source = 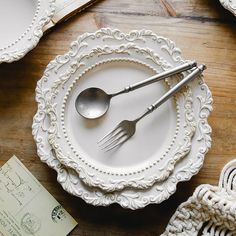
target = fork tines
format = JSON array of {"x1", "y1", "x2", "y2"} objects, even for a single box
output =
[{"x1": 98, "y1": 121, "x2": 132, "y2": 152}]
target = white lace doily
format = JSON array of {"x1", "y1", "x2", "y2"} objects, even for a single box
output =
[{"x1": 162, "y1": 159, "x2": 236, "y2": 235}]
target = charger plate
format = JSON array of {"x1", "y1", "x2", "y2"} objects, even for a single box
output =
[
  {"x1": 0, "y1": 0, "x2": 55, "y2": 63},
  {"x1": 32, "y1": 28, "x2": 213, "y2": 209},
  {"x1": 219, "y1": 0, "x2": 236, "y2": 16},
  {"x1": 45, "y1": 44, "x2": 196, "y2": 192}
]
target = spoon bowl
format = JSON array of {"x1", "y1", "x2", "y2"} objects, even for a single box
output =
[{"x1": 75, "y1": 87, "x2": 111, "y2": 119}]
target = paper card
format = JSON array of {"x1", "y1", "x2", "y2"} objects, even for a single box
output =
[
  {"x1": 43, "y1": 0, "x2": 98, "y2": 32},
  {"x1": 0, "y1": 156, "x2": 77, "y2": 236}
]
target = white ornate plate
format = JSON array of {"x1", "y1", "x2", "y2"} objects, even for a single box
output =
[
  {"x1": 45, "y1": 44, "x2": 196, "y2": 192},
  {"x1": 32, "y1": 28, "x2": 213, "y2": 209},
  {"x1": 219, "y1": 0, "x2": 236, "y2": 16},
  {"x1": 0, "y1": 0, "x2": 55, "y2": 63}
]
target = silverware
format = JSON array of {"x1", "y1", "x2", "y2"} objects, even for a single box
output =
[
  {"x1": 75, "y1": 61, "x2": 197, "y2": 119},
  {"x1": 98, "y1": 64, "x2": 206, "y2": 151}
]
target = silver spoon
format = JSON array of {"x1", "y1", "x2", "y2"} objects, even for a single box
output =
[{"x1": 75, "y1": 61, "x2": 197, "y2": 119}]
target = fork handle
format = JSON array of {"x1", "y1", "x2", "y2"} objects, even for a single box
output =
[
  {"x1": 134, "y1": 64, "x2": 206, "y2": 123},
  {"x1": 111, "y1": 61, "x2": 197, "y2": 97}
]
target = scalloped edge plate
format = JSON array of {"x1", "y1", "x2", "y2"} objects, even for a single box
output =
[
  {"x1": 45, "y1": 44, "x2": 196, "y2": 192},
  {"x1": 32, "y1": 28, "x2": 213, "y2": 209}
]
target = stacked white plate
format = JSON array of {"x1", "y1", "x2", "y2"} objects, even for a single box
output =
[{"x1": 32, "y1": 28, "x2": 213, "y2": 210}]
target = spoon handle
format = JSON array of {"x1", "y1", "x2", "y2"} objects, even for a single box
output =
[
  {"x1": 134, "y1": 64, "x2": 206, "y2": 123},
  {"x1": 111, "y1": 61, "x2": 197, "y2": 97}
]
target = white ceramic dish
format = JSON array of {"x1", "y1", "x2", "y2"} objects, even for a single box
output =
[
  {"x1": 46, "y1": 44, "x2": 196, "y2": 192},
  {"x1": 219, "y1": 0, "x2": 236, "y2": 16},
  {"x1": 32, "y1": 28, "x2": 213, "y2": 209},
  {"x1": 0, "y1": 0, "x2": 55, "y2": 63}
]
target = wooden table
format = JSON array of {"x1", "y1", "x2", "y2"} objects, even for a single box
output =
[{"x1": 0, "y1": 0, "x2": 235, "y2": 235}]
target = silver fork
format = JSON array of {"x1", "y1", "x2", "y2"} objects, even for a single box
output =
[{"x1": 98, "y1": 64, "x2": 206, "y2": 151}]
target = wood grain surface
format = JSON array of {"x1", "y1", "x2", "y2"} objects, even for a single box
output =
[{"x1": 0, "y1": 0, "x2": 236, "y2": 235}]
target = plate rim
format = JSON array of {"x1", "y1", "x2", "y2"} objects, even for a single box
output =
[{"x1": 0, "y1": 0, "x2": 56, "y2": 63}]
